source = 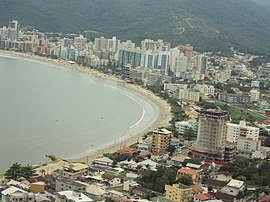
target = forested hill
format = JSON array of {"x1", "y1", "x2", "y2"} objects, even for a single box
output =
[{"x1": 1, "y1": 0, "x2": 270, "y2": 56}]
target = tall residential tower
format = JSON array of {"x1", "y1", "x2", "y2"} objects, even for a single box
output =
[{"x1": 191, "y1": 109, "x2": 228, "y2": 161}]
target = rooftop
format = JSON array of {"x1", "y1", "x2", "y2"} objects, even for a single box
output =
[
  {"x1": 178, "y1": 167, "x2": 198, "y2": 175},
  {"x1": 58, "y1": 191, "x2": 93, "y2": 202},
  {"x1": 227, "y1": 179, "x2": 244, "y2": 188},
  {"x1": 64, "y1": 163, "x2": 88, "y2": 172},
  {"x1": 1, "y1": 186, "x2": 26, "y2": 196},
  {"x1": 152, "y1": 128, "x2": 172, "y2": 135}
]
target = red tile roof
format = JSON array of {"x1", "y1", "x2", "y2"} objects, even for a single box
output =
[
  {"x1": 258, "y1": 195, "x2": 270, "y2": 202},
  {"x1": 116, "y1": 147, "x2": 137, "y2": 154},
  {"x1": 195, "y1": 193, "x2": 212, "y2": 201}
]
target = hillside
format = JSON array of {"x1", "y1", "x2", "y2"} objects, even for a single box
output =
[{"x1": 1, "y1": 0, "x2": 270, "y2": 56}]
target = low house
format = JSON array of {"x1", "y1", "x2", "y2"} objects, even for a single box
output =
[
  {"x1": 135, "y1": 159, "x2": 158, "y2": 171},
  {"x1": 177, "y1": 167, "x2": 199, "y2": 182},
  {"x1": 221, "y1": 179, "x2": 245, "y2": 197},
  {"x1": 86, "y1": 184, "x2": 107, "y2": 200},
  {"x1": 150, "y1": 152, "x2": 162, "y2": 161},
  {"x1": 55, "y1": 178, "x2": 88, "y2": 192},
  {"x1": 29, "y1": 182, "x2": 45, "y2": 193},
  {"x1": 131, "y1": 187, "x2": 152, "y2": 197},
  {"x1": 94, "y1": 157, "x2": 113, "y2": 166},
  {"x1": 137, "y1": 137, "x2": 152, "y2": 152},
  {"x1": 1, "y1": 186, "x2": 27, "y2": 202},
  {"x1": 104, "y1": 167, "x2": 124, "y2": 176},
  {"x1": 167, "y1": 155, "x2": 190, "y2": 167},
  {"x1": 56, "y1": 191, "x2": 93, "y2": 202},
  {"x1": 194, "y1": 193, "x2": 213, "y2": 202},
  {"x1": 62, "y1": 163, "x2": 88, "y2": 179},
  {"x1": 186, "y1": 163, "x2": 202, "y2": 170},
  {"x1": 116, "y1": 147, "x2": 137, "y2": 155},
  {"x1": 192, "y1": 186, "x2": 204, "y2": 196},
  {"x1": 102, "y1": 174, "x2": 121, "y2": 187},
  {"x1": 123, "y1": 180, "x2": 139, "y2": 192},
  {"x1": 1, "y1": 186, "x2": 51, "y2": 202},
  {"x1": 257, "y1": 195, "x2": 270, "y2": 202},
  {"x1": 215, "y1": 172, "x2": 232, "y2": 182},
  {"x1": 203, "y1": 179, "x2": 228, "y2": 189},
  {"x1": 118, "y1": 160, "x2": 137, "y2": 169}
]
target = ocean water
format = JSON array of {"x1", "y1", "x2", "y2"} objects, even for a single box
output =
[{"x1": 0, "y1": 54, "x2": 159, "y2": 171}]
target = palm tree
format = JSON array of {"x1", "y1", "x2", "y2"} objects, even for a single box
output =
[{"x1": 40, "y1": 169, "x2": 46, "y2": 176}]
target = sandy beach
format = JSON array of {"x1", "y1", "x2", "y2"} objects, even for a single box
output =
[{"x1": 0, "y1": 50, "x2": 172, "y2": 175}]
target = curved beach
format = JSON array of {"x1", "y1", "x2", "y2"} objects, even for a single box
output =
[{"x1": 0, "y1": 50, "x2": 172, "y2": 174}]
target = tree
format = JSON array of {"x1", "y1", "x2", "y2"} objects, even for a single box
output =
[
  {"x1": 260, "y1": 129, "x2": 269, "y2": 136},
  {"x1": 177, "y1": 174, "x2": 193, "y2": 186},
  {"x1": 21, "y1": 165, "x2": 37, "y2": 179},
  {"x1": 183, "y1": 128, "x2": 197, "y2": 141},
  {"x1": 4, "y1": 163, "x2": 37, "y2": 180},
  {"x1": 40, "y1": 169, "x2": 46, "y2": 176},
  {"x1": 4, "y1": 163, "x2": 22, "y2": 180},
  {"x1": 167, "y1": 145, "x2": 176, "y2": 156}
]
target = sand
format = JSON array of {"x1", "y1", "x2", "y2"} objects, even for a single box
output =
[{"x1": 0, "y1": 50, "x2": 172, "y2": 175}]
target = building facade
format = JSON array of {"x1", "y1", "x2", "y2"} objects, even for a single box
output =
[
  {"x1": 191, "y1": 109, "x2": 228, "y2": 161},
  {"x1": 151, "y1": 128, "x2": 173, "y2": 152},
  {"x1": 226, "y1": 120, "x2": 260, "y2": 143},
  {"x1": 165, "y1": 184, "x2": 193, "y2": 202}
]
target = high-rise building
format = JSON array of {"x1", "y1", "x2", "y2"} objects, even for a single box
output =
[
  {"x1": 151, "y1": 128, "x2": 173, "y2": 152},
  {"x1": 196, "y1": 55, "x2": 208, "y2": 74},
  {"x1": 174, "y1": 53, "x2": 188, "y2": 77},
  {"x1": 179, "y1": 44, "x2": 193, "y2": 69},
  {"x1": 141, "y1": 39, "x2": 170, "y2": 51},
  {"x1": 191, "y1": 109, "x2": 228, "y2": 161},
  {"x1": 8, "y1": 20, "x2": 20, "y2": 40}
]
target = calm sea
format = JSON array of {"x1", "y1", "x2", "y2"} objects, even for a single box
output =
[{"x1": 0, "y1": 54, "x2": 159, "y2": 171}]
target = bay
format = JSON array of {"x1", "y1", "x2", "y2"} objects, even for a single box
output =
[{"x1": 0, "y1": 55, "x2": 159, "y2": 171}]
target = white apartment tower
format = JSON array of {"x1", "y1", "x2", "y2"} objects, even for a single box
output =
[{"x1": 226, "y1": 120, "x2": 259, "y2": 143}]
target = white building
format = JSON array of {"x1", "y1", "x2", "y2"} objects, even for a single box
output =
[
  {"x1": 251, "y1": 80, "x2": 260, "y2": 88},
  {"x1": 221, "y1": 179, "x2": 245, "y2": 197},
  {"x1": 56, "y1": 191, "x2": 92, "y2": 202},
  {"x1": 164, "y1": 83, "x2": 188, "y2": 92},
  {"x1": 250, "y1": 89, "x2": 260, "y2": 102},
  {"x1": 194, "y1": 84, "x2": 215, "y2": 95},
  {"x1": 237, "y1": 137, "x2": 261, "y2": 157},
  {"x1": 179, "y1": 88, "x2": 200, "y2": 102},
  {"x1": 226, "y1": 120, "x2": 260, "y2": 143},
  {"x1": 174, "y1": 53, "x2": 188, "y2": 77},
  {"x1": 175, "y1": 120, "x2": 198, "y2": 135}
]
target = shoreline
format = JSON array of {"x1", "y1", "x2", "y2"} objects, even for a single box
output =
[{"x1": 0, "y1": 50, "x2": 172, "y2": 175}]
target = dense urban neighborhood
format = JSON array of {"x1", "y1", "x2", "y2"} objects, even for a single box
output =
[{"x1": 1, "y1": 20, "x2": 270, "y2": 202}]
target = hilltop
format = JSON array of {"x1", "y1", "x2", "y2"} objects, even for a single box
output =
[{"x1": 1, "y1": 0, "x2": 270, "y2": 56}]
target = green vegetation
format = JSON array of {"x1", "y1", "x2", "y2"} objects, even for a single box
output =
[
  {"x1": 139, "y1": 165, "x2": 178, "y2": 193},
  {"x1": 182, "y1": 158, "x2": 201, "y2": 167},
  {"x1": 219, "y1": 157, "x2": 270, "y2": 187},
  {"x1": 176, "y1": 174, "x2": 193, "y2": 186},
  {"x1": 1, "y1": 0, "x2": 270, "y2": 56},
  {"x1": 4, "y1": 163, "x2": 37, "y2": 180},
  {"x1": 182, "y1": 128, "x2": 197, "y2": 141},
  {"x1": 219, "y1": 104, "x2": 257, "y2": 123},
  {"x1": 103, "y1": 153, "x2": 132, "y2": 163}
]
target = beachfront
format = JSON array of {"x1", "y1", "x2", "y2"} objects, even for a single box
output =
[{"x1": 0, "y1": 50, "x2": 172, "y2": 175}]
